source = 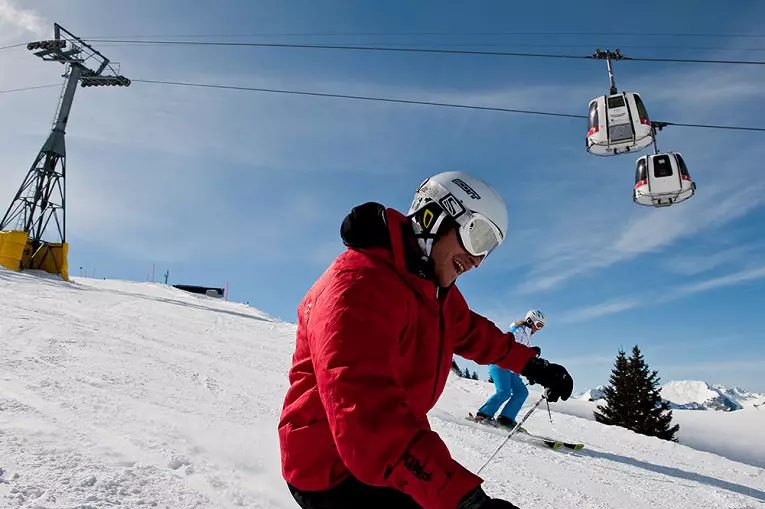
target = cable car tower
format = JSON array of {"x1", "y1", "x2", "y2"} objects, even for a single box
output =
[{"x1": 0, "y1": 23, "x2": 130, "y2": 279}]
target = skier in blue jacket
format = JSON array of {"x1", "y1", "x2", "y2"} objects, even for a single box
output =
[{"x1": 474, "y1": 309, "x2": 548, "y2": 429}]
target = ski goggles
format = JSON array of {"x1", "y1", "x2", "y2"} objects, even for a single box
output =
[
  {"x1": 527, "y1": 318, "x2": 544, "y2": 329},
  {"x1": 454, "y1": 212, "x2": 504, "y2": 258}
]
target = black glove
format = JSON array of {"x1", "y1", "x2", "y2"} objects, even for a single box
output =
[
  {"x1": 530, "y1": 346, "x2": 541, "y2": 357},
  {"x1": 458, "y1": 486, "x2": 521, "y2": 509},
  {"x1": 520, "y1": 357, "x2": 573, "y2": 403}
]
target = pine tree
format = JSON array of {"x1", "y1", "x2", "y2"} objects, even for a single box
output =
[
  {"x1": 488, "y1": 374, "x2": 494, "y2": 384},
  {"x1": 471, "y1": 371, "x2": 479, "y2": 380},
  {"x1": 594, "y1": 349, "x2": 632, "y2": 426},
  {"x1": 628, "y1": 346, "x2": 679, "y2": 442},
  {"x1": 451, "y1": 359, "x2": 461, "y2": 375},
  {"x1": 595, "y1": 345, "x2": 679, "y2": 442}
]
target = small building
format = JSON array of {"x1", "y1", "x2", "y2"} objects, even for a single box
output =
[{"x1": 173, "y1": 284, "x2": 225, "y2": 299}]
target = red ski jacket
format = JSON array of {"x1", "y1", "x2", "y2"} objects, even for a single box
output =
[{"x1": 278, "y1": 204, "x2": 537, "y2": 509}]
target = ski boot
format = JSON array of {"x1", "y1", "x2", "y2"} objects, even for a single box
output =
[
  {"x1": 472, "y1": 412, "x2": 498, "y2": 427},
  {"x1": 496, "y1": 416, "x2": 526, "y2": 433}
]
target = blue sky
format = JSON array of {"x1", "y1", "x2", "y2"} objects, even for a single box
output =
[{"x1": 1, "y1": 1, "x2": 764, "y2": 393}]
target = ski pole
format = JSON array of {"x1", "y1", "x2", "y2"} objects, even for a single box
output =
[{"x1": 476, "y1": 388, "x2": 550, "y2": 476}]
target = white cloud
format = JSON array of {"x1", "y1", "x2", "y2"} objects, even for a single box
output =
[
  {"x1": 664, "y1": 243, "x2": 765, "y2": 276},
  {"x1": 0, "y1": 0, "x2": 46, "y2": 39},
  {"x1": 559, "y1": 299, "x2": 640, "y2": 323},
  {"x1": 557, "y1": 264, "x2": 765, "y2": 322},
  {"x1": 672, "y1": 265, "x2": 765, "y2": 296}
]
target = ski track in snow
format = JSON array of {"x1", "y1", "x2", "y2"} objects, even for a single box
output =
[{"x1": 1, "y1": 269, "x2": 764, "y2": 508}]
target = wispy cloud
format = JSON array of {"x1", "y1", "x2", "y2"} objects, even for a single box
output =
[
  {"x1": 559, "y1": 299, "x2": 640, "y2": 323},
  {"x1": 0, "y1": 0, "x2": 46, "y2": 38},
  {"x1": 559, "y1": 264, "x2": 765, "y2": 322},
  {"x1": 663, "y1": 243, "x2": 765, "y2": 276},
  {"x1": 672, "y1": 265, "x2": 765, "y2": 296}
]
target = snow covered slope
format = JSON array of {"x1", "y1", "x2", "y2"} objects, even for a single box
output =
[{"x1": 1, "y1": 269, "x2": 764, "y2": 508}]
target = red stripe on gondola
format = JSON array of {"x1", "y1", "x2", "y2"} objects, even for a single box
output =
[{"x1": 635, "y1": 179, "x2": 648, "y2": 189}]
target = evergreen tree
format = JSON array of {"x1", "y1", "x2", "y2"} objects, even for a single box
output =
[
  {"x1": 594, "y1": 349, "x2": 631, "y2": 426},
  {"x1": 628, "y1": 346, "x2": 679, "y2": 442},
  {"x1": 488, "y1": 374, "x2": 494, "y2": 384},
  {"x1": 595, "y1": 345, "x2": 679, "y2": 442},
  {"x1": 471, "y1": 371, "x2": 479, "y2": 380},
  {"x1": 450, "y1": 359, "x2": 461, "y2": 375}
]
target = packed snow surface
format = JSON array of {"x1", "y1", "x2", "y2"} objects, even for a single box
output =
[{"x1": 1, "y1": 269, "x2": 764, "y2": 508}]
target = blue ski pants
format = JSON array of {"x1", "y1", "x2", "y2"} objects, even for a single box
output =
[{"x1": 477, "y1": 364, "x2": 529, "y2": 421}]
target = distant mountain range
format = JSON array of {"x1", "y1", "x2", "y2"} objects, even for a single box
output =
[{"x1": 574, "y1": 380, "x2": 765, "y2": 411}]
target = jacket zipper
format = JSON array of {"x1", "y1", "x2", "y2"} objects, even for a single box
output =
[{"x1": 430, "y1": 289, "x2": 445, "y2": 407}]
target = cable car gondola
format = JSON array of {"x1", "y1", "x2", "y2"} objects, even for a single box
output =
[
  {"x1": 633, "y1": 152, "x2": 696, "y2": 207},
  {"x1": 586, "y1": 92, "x2": 654, "y2": 156}
]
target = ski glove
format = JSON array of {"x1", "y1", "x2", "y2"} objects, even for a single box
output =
[
  {"x1": 520, "y1": 357, "x2": 573, "y2": 403},
  {"x1": 530, "y1": 346, "x2": 541, "y2": 357},
  {"x1": 457, "y1": 486, "x2": 521, "y2": 509}
]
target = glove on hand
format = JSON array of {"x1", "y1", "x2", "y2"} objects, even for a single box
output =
[
  {"x1": 458, "y1": 486, "x2": 521, "y2": 509},
  {"x1": 530, "y1": 346, "x2": 541, "y2": 357},
  {"x1": 520, "y1": 357, "x2": 573, "y2": 403}
]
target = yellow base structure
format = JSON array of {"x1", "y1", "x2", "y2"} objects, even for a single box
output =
[
  {"x1": 0, "y1": 230, "x2": 27, "y2": 272},
  {"x1": 0, "y1": 230, "x2": 69, "y2": 281}
]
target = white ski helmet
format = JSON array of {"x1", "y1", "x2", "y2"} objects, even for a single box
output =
[
  {"x1": 407, "y1": 171, "x2": 508, "y2": 259},
  {"x1": 525, "y1": 309, "x2": 547, "y2": 328}
]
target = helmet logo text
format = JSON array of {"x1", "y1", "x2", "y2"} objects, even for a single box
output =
[{"x1": 451, "y1": 178, "x2": 481, "y2": 200}]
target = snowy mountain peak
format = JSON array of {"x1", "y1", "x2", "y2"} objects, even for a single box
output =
[
  {"x1": 577, "y1": 380, "x2": 765, "y2": 411},
  {"x1": 660, "y1": 380, "x2": 765, "y2": 411},
  {"x1": 578, "y1": 385, "x2": 606, "y2": 402}
]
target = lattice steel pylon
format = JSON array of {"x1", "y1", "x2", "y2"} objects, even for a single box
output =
[{"x1": 0, "y1": 23, "x2": 130, "y2": 278}]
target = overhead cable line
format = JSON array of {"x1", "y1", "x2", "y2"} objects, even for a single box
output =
[
  {"x1": 83, "y1": 30, "x2": 765, "y2": 39},
  {"x1": 131, "y1": 78, "x2": 765, "y2": 132},
  {"x1": 3, "y1": 78, "x2": 763, "y2": 132},
  {"x1": 0, "y1": 42, "x2": 27, "y2": 51},
  {"x1": 91, "y1": 40, "x2": 765, "y2": 53},
  {"x1": 83, "y1": 39, "x2": 765, "y2": 66},
  {"x1": 0, "y1": 84, "x2": 61, "y2": 94},
  {"x1": 132, "y1": 78, "x2": 588, "y2": 119}
]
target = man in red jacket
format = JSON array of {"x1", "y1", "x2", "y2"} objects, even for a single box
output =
[{"x1": 279, "y1": 171, "x2": 573, "y2": 509}]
